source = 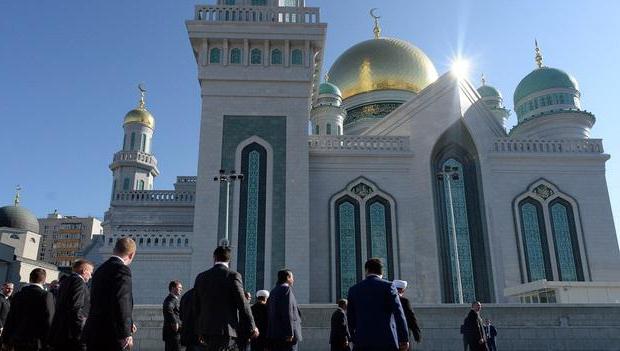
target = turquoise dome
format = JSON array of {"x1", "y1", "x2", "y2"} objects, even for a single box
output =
[
  {"x1": 319, "y1": 82, "x2": 342, "y2": 96},
  {"x1": 0, "y1": 205, "x2": 39, "y2": 233},
  {"x1": 514, "y1": 67, "x2": 578, "y2": 105},
  {"x1": 477, "y1": 85, "x2": 502, "y2": 99}
]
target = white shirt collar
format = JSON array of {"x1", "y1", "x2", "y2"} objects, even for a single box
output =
[
  {"x1": 111, "y1": 255, "x2": 127, "y2": 265},
  {"x1": 214, "y1": 261, "x2": 229, "y2": 267},
  {"x1": 29, "y1": 283, "x2": 44, "y2": 290},
  {"x1": 367, "y1": 274, "x2": 383, "y2": 279}
]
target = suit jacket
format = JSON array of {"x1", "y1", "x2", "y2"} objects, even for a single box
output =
[
  {"x1": 267, "y1": 284, "x2": 302, "y2": 343},
  {"x1": 0, "y1": 294, "x2": 10, "y2": 329},
  {"x1": 399, "y1": 296, "x2": 421, "y2": 343},
  {"x1": 192, "y1": 263, "x2": 256, "y2": 339},
  {"x1": 346, "y1": 276, "x2": 408, "y2": 350},
  {"x1": 84, "y1": 257, "x2": 133, "y2": 346},
  {"x1": 463, "y1": 310, "x2": 486, "y2": 351},
  {"x1": 179, "y1": 288, "x2": 199, "y2": 347},
  {"x1": 49, "y1": 273, "x2": 90, "y2": 346},
  {"x1": 162, "y1": 294, "x2": 181, "y2": 341},
  {"x1": 3, "y1": 284, "x2": 55, "y2": 346},
  {"x1": 250, "y1": 302, "x2": 269, "y2": 349},
  {"x1": 329, "y1": 307, "x2": 350, "y2": 346}
]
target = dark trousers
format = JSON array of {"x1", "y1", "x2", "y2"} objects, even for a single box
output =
[
  {"x1": 205, "y1": 336, "x2": 239, "y2": 351},
  {"x1": 331, "y1": 344, "x2": 351, "y2": 351},
  {"x1": 53, "y1": 340, "x2": 87, "y2": 351},
  {"x1": 86, "y1": 340, "x2": 125, "y2": 351},
  {"x1": 270, "y1": 344, "x2": 298, "y2": 351},
  {"x1": 164, "y1": 336, "x2": 182, "y2": 351}
]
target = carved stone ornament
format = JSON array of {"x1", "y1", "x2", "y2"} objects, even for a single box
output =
[
  {"x1": 533, "y1": 184, "x2": 554, "y2": 200},
  {"x1": 351, "y1": 183, "x2": 374, "y2": 198}
]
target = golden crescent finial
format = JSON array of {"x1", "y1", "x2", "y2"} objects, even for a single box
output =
[
  {"x1": 137, "y1": 83, "x2": 146, "y2": 109},
  {"x1": 534, "y1": 39, "x2": 544, "y2": 68},
  {"x1": 14, "y1": 185, "x2": 21, "y2": 206},
  {"x1": 370, "y1": 8, "x2": 381, "y2": 39}
]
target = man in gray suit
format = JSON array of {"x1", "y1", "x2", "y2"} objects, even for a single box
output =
[{"x1": 267, "y1": 269, "x2": 302, "y2": 351}]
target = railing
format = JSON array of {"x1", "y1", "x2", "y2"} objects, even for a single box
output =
[
  {"x1": 176, "y1": 176, "x2": 197, "y2": 183},
  {"x1": 492, "y1": 138, "x2": 604, "y2": 154},
  {"x1": 308, "y1": 136, "x2": 411, "y2": 153},
  {"x1": 112, "y1": 151, "x2": 158, "y2": 167},
  {"x1": 104, "y1": 233, "x2": 190, "y2": 249},
  {"x1": 112, "y1": 190, "x2": 195, "y2": 204},
  {"x1": 193, "y1": 5, "x2": 320, "y2": 24}
]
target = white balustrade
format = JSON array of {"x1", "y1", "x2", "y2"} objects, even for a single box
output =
[
  {"x1": 308, "y1": 135, "x2": 410, "y2": 153},
  {"x1": 492, "y1": 138, "x2": 604, "y2": 154},
  {"x1": 112, "y1": 151, "x2": 158, "y2": 167},
  {"x1": 176, "y1": 176, "x2": 197, "y2": 183},
  {"x1": 193, "y1": 5, "x2": 320, "y2": 24},
  {"x1": 112, "y1": 190, "x2": 195, "y2": 204}
]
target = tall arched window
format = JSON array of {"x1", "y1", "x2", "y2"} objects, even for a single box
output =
[
  {"x1": 549, "y1": 199, "x2": 584, "y2": 281},
  {"x1": 210, "y1": 48, "x2": 221, "y2": 64},
  {"x1": 230, "y1": 48, "x2": 242, "y2": 64},
  {"x1": 366, "y1": 197, "x2": 393, "y2": 279},
  {"x1": 123, "y1": 178, "x2": 130, "y2": 191},
  {"x1": 335, "y1": 196, "x2": 361, "y2": 299},
  {"x1": 130, "y1": 132, "x2": 136, "y2": 151},
  {"x1": 518, "y1": 198, "x2": 552, "y2": 282},
  {"x1": 337, "y1": 125, "x2": 342, "y2": 135},
  {"x1": 238, "y1": 142, "x2": 267, "y2": 295},
  {"x1": 251, "y1": 49, "x2": 262, "y2": 65},
  {"x1": 140, "y1": 133, "x2": 146, "y2": 152},
  {"x1": 326, "y1": 123, "x2": 332, "y2": 135},
  {"x1": 315, "y1": 125, "x2": 319, "y2": 135},
  {"x1": 291, "y1": 49, "x2": 303, "y2": 65},
  {"x1": 271, "y1": 49, "x2": 283, "y2": 65},
  {"x1": 138, "y1": 180, "x2": 145, "y2": 191},
  {"x1": 123, "y1": 134, "x2": 127, "y2": 150}
]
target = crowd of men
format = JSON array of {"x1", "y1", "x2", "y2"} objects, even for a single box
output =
[{"x1": 0, "y1": 237, "x2": 499, "y2": 351}]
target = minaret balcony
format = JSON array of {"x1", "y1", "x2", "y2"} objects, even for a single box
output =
[
  {"x1": 110, "y1": 151, "x2": 160, "y2": 175},
  {"x1": 193, "y1": 4, "x2": 320, "y2": 23}
]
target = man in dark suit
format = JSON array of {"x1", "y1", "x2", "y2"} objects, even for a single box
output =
[
  {"x1": 49, "y1": 260, "x2": 94, "y2": 351},
  {"x1": 462, "y1": 302, "x2": 486, "y2": 351},
  {"x1": 347, "y1": 258, "x2": 409, "y2": 351},
  {"x1": 179, "y1": 288, "x2": 204, "y2": 351},
  {"x1": 250, "y1": 290, "x2": 269, "y2": 351},
  {"x1": 193, "y1": 246, "x2": 258, "y2": 351},
  {"x1": 84, "y1": 238, "x2": 137, "y2": 351},
  {"x1": 267, "y1": 269, "x2": 302, "y2": 351},
  {"x1": 483, "y1": 319, "x2": 497, "y2": 351},
  {"x1": 163, "y1": 280, "x2": 183, "y2": 351},
  {"x1": 393, "y1": 280, "x2": 421, "y2": 348},
  {"x1": 3, "y1": 268, "x2": 55, "y2": 351},
  {"x1": 329, "y1": 299, "x2": 350, "y2": 351},
  {"x1": 0, "y1": 282, "x2": 14, "y2": 338}
]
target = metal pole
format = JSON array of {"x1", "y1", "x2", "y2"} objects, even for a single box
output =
[
  {"x1": 446, "y1": 177, "x2": 464, "y2": 304},
  {"x1": 224, "y1": 180, "x2": 231, "y2": 245}
]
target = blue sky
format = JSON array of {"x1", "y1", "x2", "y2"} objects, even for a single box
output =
[{"x1": 1, "y1": 0, "x2": 619, "y2": 243}]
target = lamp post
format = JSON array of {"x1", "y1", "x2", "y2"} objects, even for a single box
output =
[
  {"x1": 213, "y1": 169, "x2": 244, "y2": 247},
  {"x1": 437, "y1": 165, "x2": 464, "y2": 304}
]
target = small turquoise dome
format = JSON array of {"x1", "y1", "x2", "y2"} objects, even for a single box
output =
[
  {"x1": 319, "y1": 82, "x2": 342, "y2": 96},
  {"x1": 477, "y1": 85, "x2": 502, "y2": 99},
  {"x1": 514, "y1": 67, "x2": 578, "y2": 105}
]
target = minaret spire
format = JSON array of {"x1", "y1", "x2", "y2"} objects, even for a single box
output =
[
  {"x1": 138, "y1": 83, "x2": 147, "y2": 109},
  {"x1": 370, "y1": 8, "x2": 381, "y2": 39},
  {"x1": 481, "y1": 73, "x2": 486, "y2": 86},
  {"x1": 534, "y1": 39, "x2": 544, "y2": 68},
  {"x1": 14, "y1": 185, "x2": 21, "y2": 206}
]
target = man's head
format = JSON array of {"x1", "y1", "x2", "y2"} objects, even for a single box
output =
[
  {"x1": 337, "y1": 298, "x2": 348, "y2": 311},
  {"x1": 213, "y1": 246, "x2": 232, "y2": 263},
  {"x1": 113, "y1": 238, "x2": 137, "y2": 265},
  {"x1": 29, "y1": 268, "x2": 46, "y2": 285},
  {"x1": 49, "y1": 280, "x2": 59, "y2": 289},
  {"x1": 471, "y1": 301, "x2": 482, "y2": 313},
  {"x1": 168, "y1": 280, "x2": 183, "y2": 296},
  {"x1": 277, "y1": 269, "x2": 294, "y2": 286},
  {"x1": 73, "y1": 259, "x2": 94, "y2": 282},
  {"x1": 484, "y1": 319, "x2": 491, "y2": 326},
  {"x1": 393, "y1": 280, "x2": 408, "y2": 296},
  {"x1": 256, "y1": 290, "x2": 269, "y2": 303},
  {"x1": 1, "y1": 282, "x2": 14, "y2": 297},
  {"x1": 364, "y1": 258, "x2": 383, "y2": 276}
]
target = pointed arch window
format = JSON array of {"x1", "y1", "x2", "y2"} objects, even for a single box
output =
[
  {"x1": 271, "y1": 49, "x2": 283, "y2": 65},
  {"x1": 315, "y1": 125, "x2": 319, "y2": 135},
  {"x1": 291, "y1": 49, "x2": 303, "y2": 65},
  {"x1": 140, "y1": 133, "x2": 147, "y2": 152},
  {"x1": 326, "y1": 123, "x2": 332, "y2": 135},
  {"x1": 549, "y1": 199, "x2": 584, "y2": 281},
  {"x1": 238, "y1": 142, "x2": 267, "y2": 296},
  {"x1": 230, "y1": 48, "x2": 242, "y2": 64},
  {"x1": 123, "y1": 178, "x2": 130, "y2": 191},
  {"x1": 366, "y1": 197, "x2": 393, "y2": 279},
  {"x1": 251, "y1": 49, "x2": 262, "y2": 65},
  {"x1": 210, "y1": 48, "x2": 221, "y2": 64},
  {"x1": 518, "y1": 198, "x2": 552, "y2": 281},
  {"x1": 130, "y1": 132, "x2": 136, "y2": 151},
  {"x1": 335, "y1": 196, "x2": 361, "y2": 299},
  {"x1": 137, "y1": 180, "x2": 145, "y2": 191}
]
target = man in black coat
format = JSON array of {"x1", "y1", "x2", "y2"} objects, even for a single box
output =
[
  {"x1": 483, "y1": 319, "x2": 497, "y2": 351},
  {"x1": 163, "y1": 280, "x2": 183, "y2": 351},
  {"x1": 250, "y1": 290, "x2": 269, "y2": 351},
  {"x1": 49, "y1": 260, "x2": 94, "y2": 351},
  {"x1": 462, "y1": 302, "x2": 486, "y2": 351},
  {"x1": 0, "y1": 282, "x2": 14, "y2": 337},
  {"x1": 3, "y1": 268, "x2": 55, "y2": 351},
  {"x1": 179, "y1": 288, "x2": 203, "y2": 351},
  {"x1": 267, "y1": 269, "x2": 302, "y2": 351},
  {"x1": 393, "y1": 280, "x2": 421, "y2": 348},
  {"x1": 193, "y1": 246, "x2": 258, "y2": 351},
  {"x1": 329, "y1": 299, "x2": 350, "y2": 351},
  {"x1": 84, "y1": 238, "x2": 137, "y2": 351}
]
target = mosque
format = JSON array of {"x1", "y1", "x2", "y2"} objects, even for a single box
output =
[{"x1": 94, "y1": 0, "x2": 620, "y2": 304}]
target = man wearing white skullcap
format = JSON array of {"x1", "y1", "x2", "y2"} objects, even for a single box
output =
[
  {"x1": 251, "y1": 290, "x2": 270, "y2": 351},
  {"x1": 394, "y1": 280, "x2": 421, "y2": 348}
]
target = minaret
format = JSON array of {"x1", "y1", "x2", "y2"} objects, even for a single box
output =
[
  {"x1": 188, "y1": 0, "x2": 326, "y2": 302},
  {"x1": 109, "y1": 85, "x2": 159, "y2": 198},
  {"x1": 477, "y1": 74, "x2": 510, "y2": 129},
  {"x1": 311, "y1": 76, "x2": 346, "y2": 135}
]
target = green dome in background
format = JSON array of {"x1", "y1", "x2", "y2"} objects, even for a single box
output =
[
  {"x1": 0, "y1": 205, "x2": 39, "y2": 233},
  {"x1": 514, "y1": 67, "x2": 579, "y2": 106},
  {"x1": 319, "y1": 82, "x2": 342, "y2": 96},
  {"x1": 477, "y1": 85, "x2": 502, "y2": 99}
]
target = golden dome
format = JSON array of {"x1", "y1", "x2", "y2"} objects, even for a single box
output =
[
  {"x1": 327, "y1": 37, "x2": 438, "y2": 100},
  {"x1": 124, "y1": 108, "x2": 155, "y2": 129}
]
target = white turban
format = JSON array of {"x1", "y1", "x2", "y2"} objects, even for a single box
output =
[
  {"x1": 256, "y1": 290, "x2": 270, "y2": 298},
  {"x1": 393, "y1": 280, "x2": 408, "y2": 289}
]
